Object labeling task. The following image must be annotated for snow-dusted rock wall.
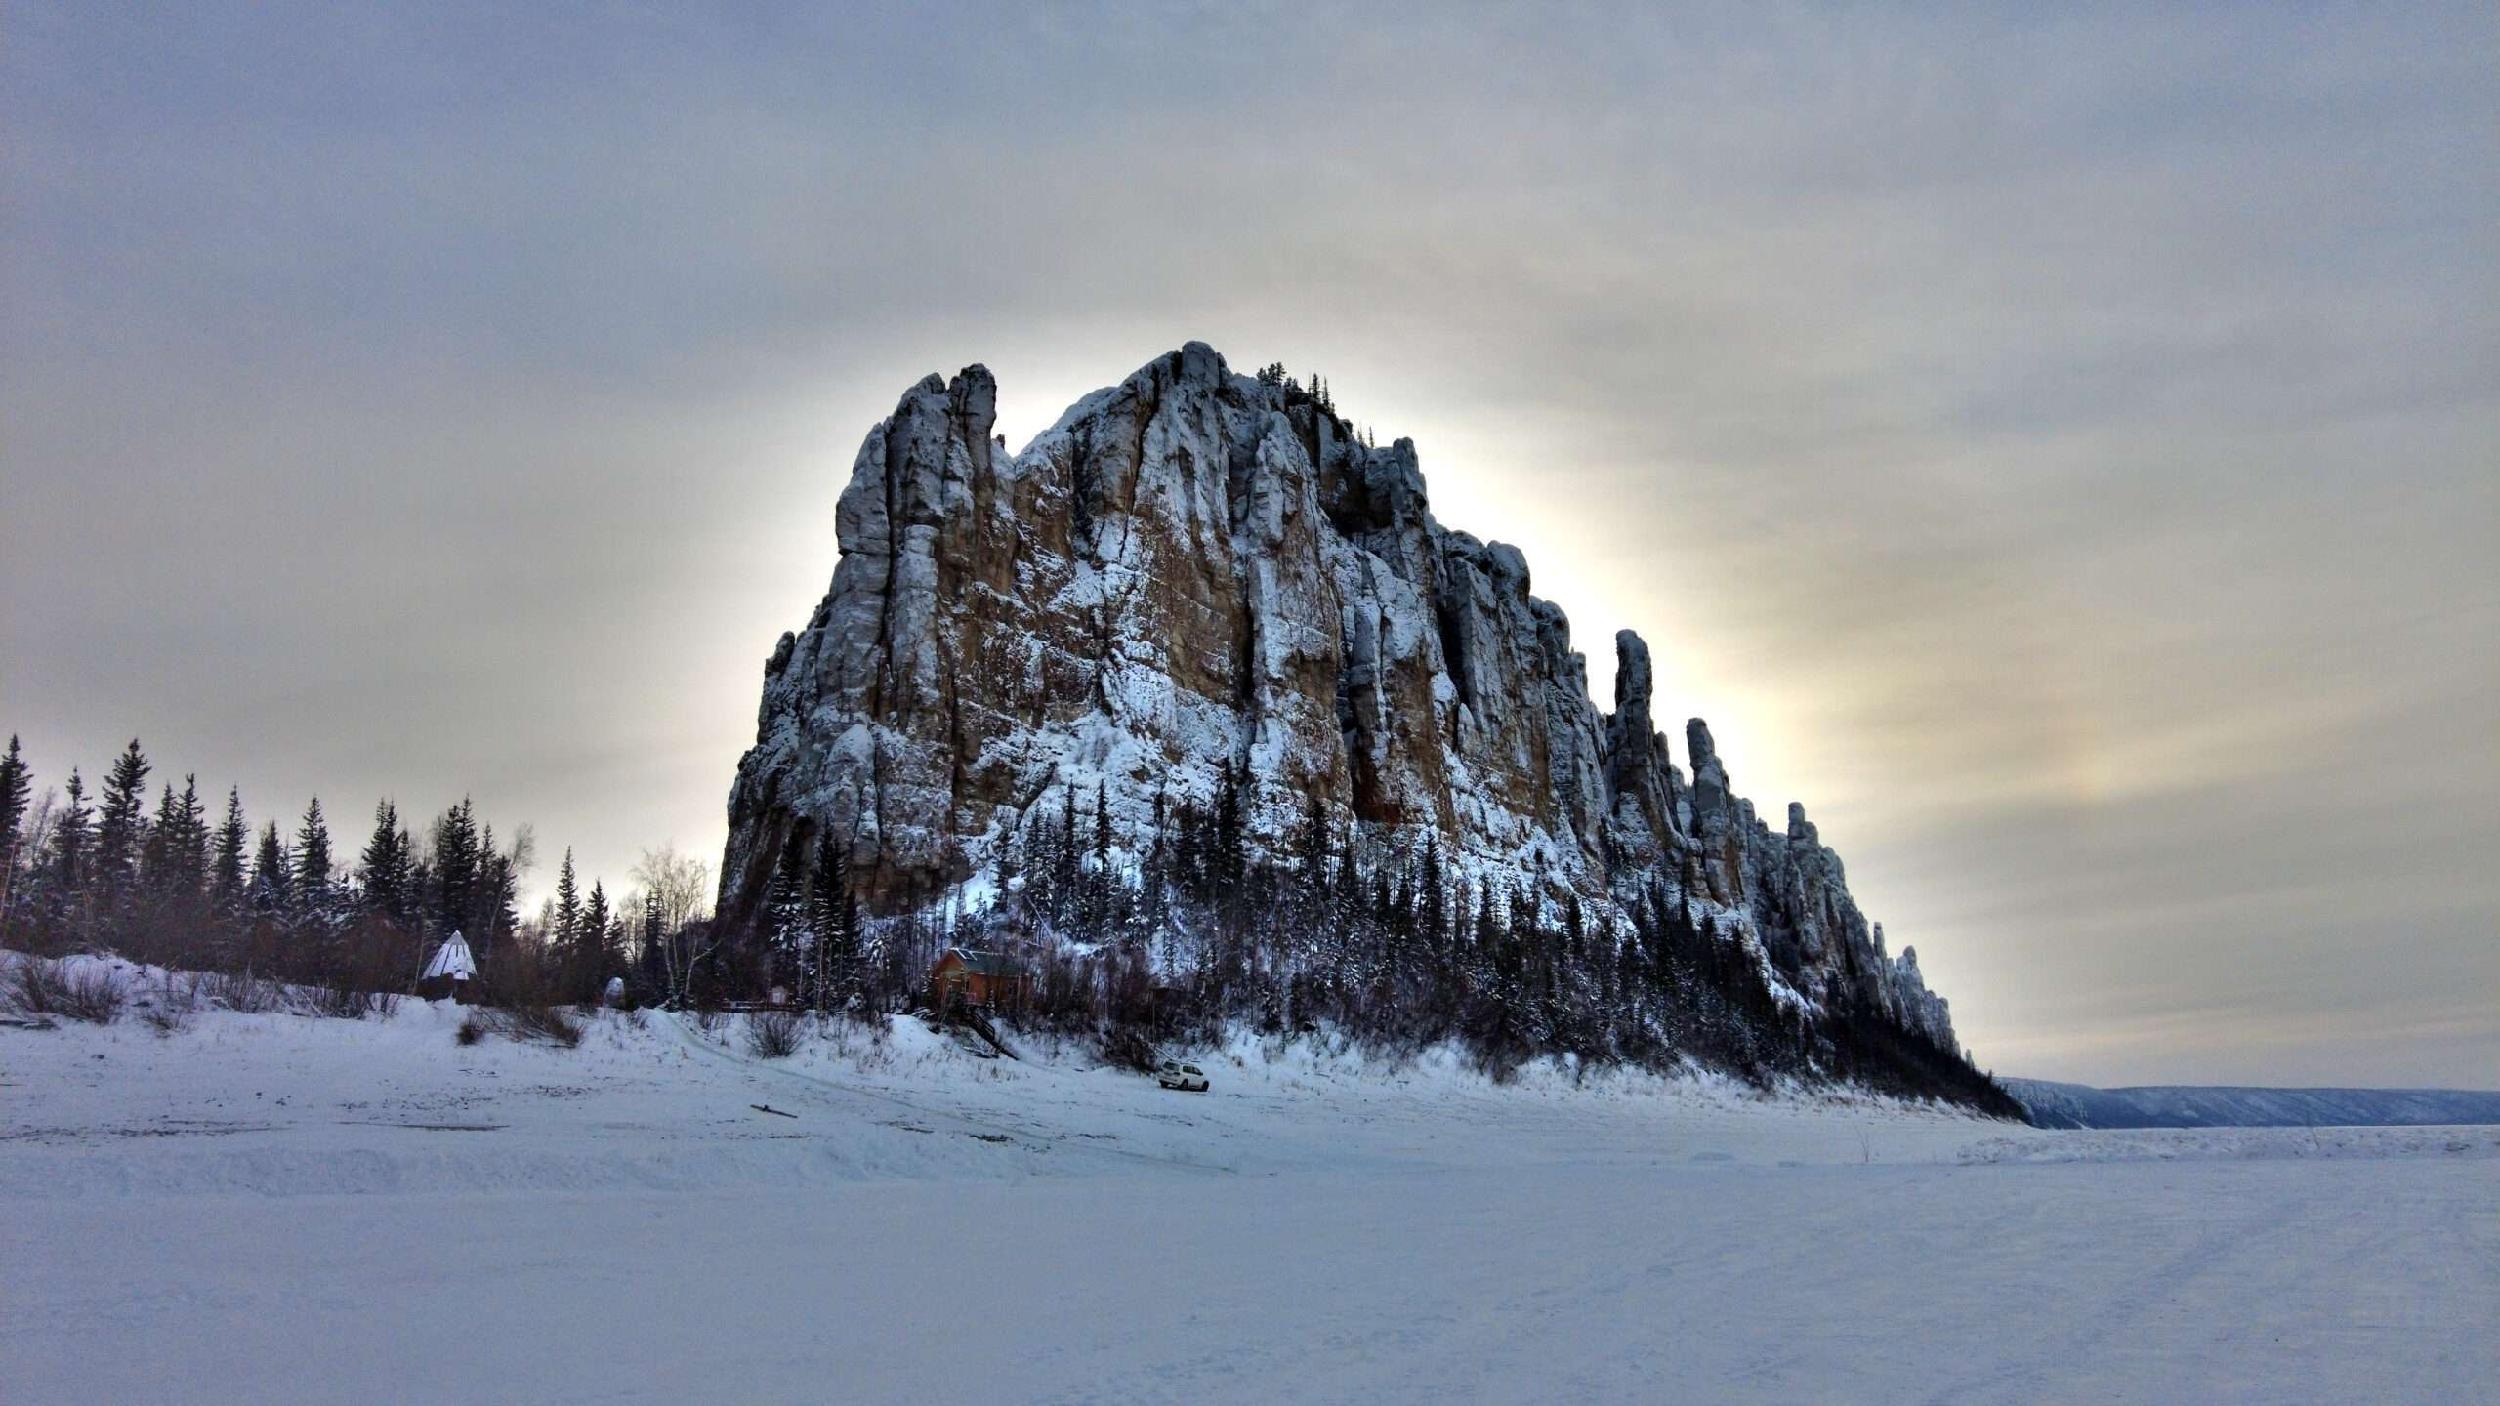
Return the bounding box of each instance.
[720,344,1955,1046]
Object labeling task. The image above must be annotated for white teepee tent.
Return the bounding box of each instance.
[420,930,476,994]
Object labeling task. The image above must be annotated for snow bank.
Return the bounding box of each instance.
[1,990,2004,1201]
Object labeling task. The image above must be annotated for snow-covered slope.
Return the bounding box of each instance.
[2005,1077,2500,1130]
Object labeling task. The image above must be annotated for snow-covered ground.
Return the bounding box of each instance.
[5,981,2494,1403]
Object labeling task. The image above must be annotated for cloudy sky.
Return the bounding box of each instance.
[5,3,2492,1086]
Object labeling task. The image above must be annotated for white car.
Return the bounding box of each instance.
[1155,1059,1209,1092]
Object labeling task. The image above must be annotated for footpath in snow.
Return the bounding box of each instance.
[4,984,2494,1404]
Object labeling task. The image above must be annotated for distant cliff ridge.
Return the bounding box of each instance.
[2005,1080,2500,1130]
[719,344,1987,1097]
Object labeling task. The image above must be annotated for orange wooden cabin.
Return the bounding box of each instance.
[928,947,1032,1011]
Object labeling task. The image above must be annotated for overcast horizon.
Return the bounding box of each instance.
[5,3,2494,1089]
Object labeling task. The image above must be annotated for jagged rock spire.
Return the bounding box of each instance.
[720,345,1960,1048]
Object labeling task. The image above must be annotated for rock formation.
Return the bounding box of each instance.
[721,344,1957,1048]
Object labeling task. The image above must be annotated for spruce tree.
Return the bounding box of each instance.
[1331,819,1366,977]
[291,797,333,916]
[1301,790,1330,884]
[1417,833,1446,962]
[428,799,481,937]
[142,783,177,896]
[764,832,810,998]
[93,739,151,911]
[211,788,250,914]
[1212,766,1245,907]
[0,735,29,902]
[554,847,582,954]
[358,800,412,924]
[145,775,209,909]
[1138,787,1171,944]
[1087,782,1114,935]
[481,832,521,952]
[809,828,857,1009]
[249,821,290,916]
[1054,784,1080,925]
[47,768,94,920]
[174,776,209,895]
[472,824,522,954]
[580,880,615,983]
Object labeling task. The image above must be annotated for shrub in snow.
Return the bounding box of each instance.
[300,980,399,1021]
[506,1003,583,1049]
[748,1009,803,1059]
[57,965,124,1024]
[202,970,285,1013]
[455,1014,488,1047]
[1098,1024,1159,1072]
[8,957,124,1025]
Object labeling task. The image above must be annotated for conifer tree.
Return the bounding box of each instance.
[211,788,249,914]
[473,823,524,953]
[249,821,291,916]
[1093,782,1112,870]
[1086,782,1116,934]
[1296,790,1330,898]
[142,783,177,895]
[809,828,857,1009]
[0,736,29,904]
[554,847,582,953]
[764,831,810,996]
[1137,787,1171,943]
[1417,833,1446,962]
[145,775,208,907]
[358,800,413,924]
[1331,819,1366,975]
[46,768,94,919]
[1054,784,1080,924]
[93,739,151,911]
[1212,766,1246,900]
[291,797,333,913]
[580,880,615,980]
[427,800,480,935]
[175,776,209,893]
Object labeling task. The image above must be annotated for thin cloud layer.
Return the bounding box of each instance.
[4,3,2492,1085]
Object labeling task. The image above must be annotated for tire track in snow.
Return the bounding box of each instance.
[1918,1171,2340,1405]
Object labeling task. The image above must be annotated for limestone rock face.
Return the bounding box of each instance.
[720,344,1957,1046]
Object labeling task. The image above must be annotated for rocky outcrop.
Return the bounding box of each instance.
[720,344,1956,1047]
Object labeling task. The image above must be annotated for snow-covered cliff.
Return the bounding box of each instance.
[720,344,1956,1048]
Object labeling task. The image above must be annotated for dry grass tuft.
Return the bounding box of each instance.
[9,957,125,1024]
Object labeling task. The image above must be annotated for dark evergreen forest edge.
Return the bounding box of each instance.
[0,732,2020,1118]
